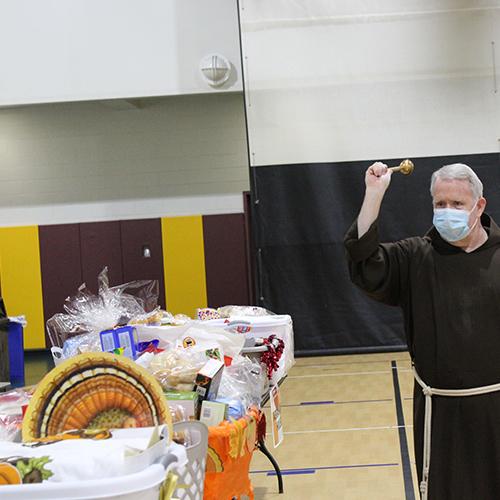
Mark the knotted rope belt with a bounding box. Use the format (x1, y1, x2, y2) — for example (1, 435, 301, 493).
(413, 367, 500, 500)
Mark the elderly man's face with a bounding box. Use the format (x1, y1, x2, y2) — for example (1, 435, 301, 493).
(432, 178, 477, 211)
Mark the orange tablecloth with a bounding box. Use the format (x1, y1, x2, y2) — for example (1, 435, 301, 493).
(203, 408, 262, 500)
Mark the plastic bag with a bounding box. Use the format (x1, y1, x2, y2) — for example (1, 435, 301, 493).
(149, 348, 207, 392)
(136, 324, 245, 360)
(129, 308, 163, 326)
(0, 426, 170, 483)
(175, 326, 245, 360)
(46, 268, 159, 349)
(168, 403, 188, 424)
(61, 331, 101, 358)
(217, 305, 275, 318)
(110, 277, 159, 314)
(0, 387, 34, 441)
(197, 308, 221, 321)
(217, 355, 266, 411)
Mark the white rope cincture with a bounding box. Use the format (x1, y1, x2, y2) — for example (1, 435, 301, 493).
(413, 367, 500, 500)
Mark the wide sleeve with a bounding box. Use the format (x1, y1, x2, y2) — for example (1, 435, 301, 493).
(344, 219, 410, 306)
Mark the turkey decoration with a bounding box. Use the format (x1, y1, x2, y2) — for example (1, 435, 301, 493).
(22, 352, 171, 442)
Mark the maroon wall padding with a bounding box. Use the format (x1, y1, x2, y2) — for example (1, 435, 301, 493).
(120, 219, 166, 310)
(80, 221, 124, 292)
(202, 213, 250, 308)
(39, 224, 83, 346)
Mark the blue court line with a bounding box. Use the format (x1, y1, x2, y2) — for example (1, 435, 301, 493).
(333, 398, 393, 405)
(268, 398, 393, 408)
(300, 400, 334, 406)
(251, 463, 399, 476)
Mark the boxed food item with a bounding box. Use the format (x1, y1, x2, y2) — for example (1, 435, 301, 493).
(199, 400, 227, 427)
(99, 326, 138, 360)
(194, 359, 224, 402)
(165, 391, 199, 421)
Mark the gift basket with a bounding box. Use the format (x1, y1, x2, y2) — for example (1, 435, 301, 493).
(1, 269, 294, 499)
(0, 425, 190, 500)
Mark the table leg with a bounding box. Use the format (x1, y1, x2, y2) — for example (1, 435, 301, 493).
(257, 439, 284, 494)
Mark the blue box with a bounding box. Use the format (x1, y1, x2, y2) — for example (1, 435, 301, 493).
(99, 326, 138, 360)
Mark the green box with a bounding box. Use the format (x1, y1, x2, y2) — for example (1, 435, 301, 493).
(165, 391, 199, 420)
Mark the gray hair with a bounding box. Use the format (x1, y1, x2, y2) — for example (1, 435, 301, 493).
(430, 163, 483, 200)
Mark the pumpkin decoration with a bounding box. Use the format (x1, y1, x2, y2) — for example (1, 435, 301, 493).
(22, 352, 171, 442)
(206, 447, 224, 473)
(0, 462, 22, 485)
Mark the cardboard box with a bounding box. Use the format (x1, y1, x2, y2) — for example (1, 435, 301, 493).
(194, 358, 224, 402)
(200, 401, 227, 427)
(100, 326, 138, 360)
(165, 391, 199, 420)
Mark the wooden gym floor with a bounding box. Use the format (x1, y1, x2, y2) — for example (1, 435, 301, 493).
(24, 350, 418, 499)
(251, 352, 419, 500)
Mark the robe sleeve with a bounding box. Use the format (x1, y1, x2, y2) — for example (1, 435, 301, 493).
(344, 219, 410, 307)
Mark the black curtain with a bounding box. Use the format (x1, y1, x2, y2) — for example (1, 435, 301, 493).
(251, 153, 500, 356)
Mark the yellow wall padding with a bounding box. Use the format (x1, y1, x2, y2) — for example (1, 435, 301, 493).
(0, 226, 45, 349)
(161, 216, 207, 318)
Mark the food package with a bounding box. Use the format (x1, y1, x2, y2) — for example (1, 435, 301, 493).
(175, 326, 245, 361)
(128, 307, 163, 326)
(135, 324, 245, 362)
(197, 308, 221, 321)
(149, 349, 207, 392)
(165, 392, 198, 421)
(194, 359, 224, 403)
(217, 305, 274, 318)
(0, 387, 34, 442)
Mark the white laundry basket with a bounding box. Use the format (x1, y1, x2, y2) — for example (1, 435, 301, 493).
(0, 462, 168, 500)
(172, 420, 208, 500)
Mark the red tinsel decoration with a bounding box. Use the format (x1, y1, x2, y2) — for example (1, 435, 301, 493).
(261, 335, 285, 379)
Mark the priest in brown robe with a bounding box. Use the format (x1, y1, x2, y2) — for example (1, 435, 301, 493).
(344, 162, 500, 500)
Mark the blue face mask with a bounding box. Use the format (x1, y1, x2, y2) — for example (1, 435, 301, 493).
(433, 205, 478, 242)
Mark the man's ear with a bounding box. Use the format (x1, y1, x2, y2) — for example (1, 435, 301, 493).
(477, 197, 487, 215)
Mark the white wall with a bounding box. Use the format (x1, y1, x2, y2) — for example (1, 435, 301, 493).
(0, 0, 242, 106)
(0, 93, 249, 226)
(240, 0, 500, 166)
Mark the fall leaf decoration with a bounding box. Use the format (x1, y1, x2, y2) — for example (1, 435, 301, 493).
(14, 457, 54, 483)
(0, 457, 53, 485)
(22, 352, 171, 441)
(228, 418, 248, 459)
(206, 447, 224, 473)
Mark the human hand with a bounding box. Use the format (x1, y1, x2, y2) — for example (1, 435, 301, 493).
(365, 162, 392, 195)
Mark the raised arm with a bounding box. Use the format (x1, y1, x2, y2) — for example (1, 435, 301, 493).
(357, 162, 392, 238)
(345, 162, 410, 307)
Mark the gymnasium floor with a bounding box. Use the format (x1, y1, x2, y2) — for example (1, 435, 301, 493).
(251, 352, 419, 500)
(24, 350, 418, 499)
